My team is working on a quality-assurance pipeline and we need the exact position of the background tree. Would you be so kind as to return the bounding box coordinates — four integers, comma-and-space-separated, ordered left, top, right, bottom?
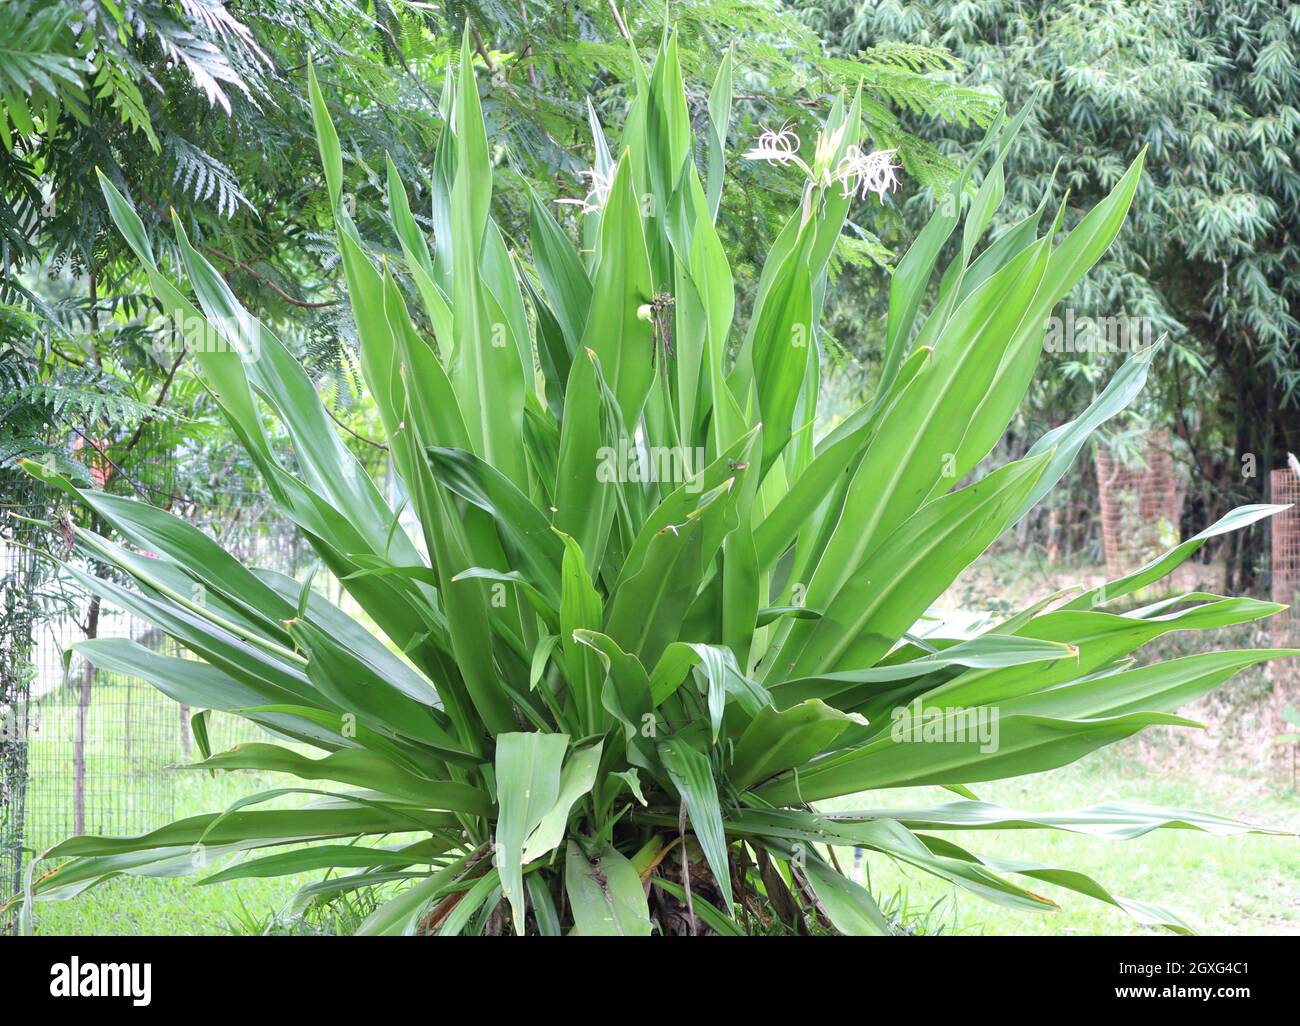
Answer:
798, 0, 1300, 590
1, 0, 994, 487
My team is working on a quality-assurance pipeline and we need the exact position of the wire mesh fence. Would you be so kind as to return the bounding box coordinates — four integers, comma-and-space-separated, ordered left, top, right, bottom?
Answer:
1270, 470, 1300, 630
21, 611, 182, 854
0, 403, 396, 930
0, 428, 339, 929
0, 485, 44, 934
1094, 431, 1182, 580
13, 427, 187, 873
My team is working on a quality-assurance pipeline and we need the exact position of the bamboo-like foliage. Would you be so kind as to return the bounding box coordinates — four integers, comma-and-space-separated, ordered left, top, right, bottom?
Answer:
10, 28, 1293, 935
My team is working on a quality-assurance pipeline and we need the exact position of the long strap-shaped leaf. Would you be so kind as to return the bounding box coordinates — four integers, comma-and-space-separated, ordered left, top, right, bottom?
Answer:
770, 451, 1051, 679
830, 800, 1289, 840
756, 709, 1196, 803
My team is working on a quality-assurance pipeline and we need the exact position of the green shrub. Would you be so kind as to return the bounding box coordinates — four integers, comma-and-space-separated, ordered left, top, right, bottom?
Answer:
12, 28, 1292, 935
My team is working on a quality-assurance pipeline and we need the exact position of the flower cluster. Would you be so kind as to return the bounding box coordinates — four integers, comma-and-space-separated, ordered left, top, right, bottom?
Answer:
833, 145, 901, 201
744, 123, 901, 202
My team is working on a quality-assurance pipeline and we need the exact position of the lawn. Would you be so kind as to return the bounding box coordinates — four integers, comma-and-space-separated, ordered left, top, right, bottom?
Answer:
835, 741, 1300, 936
21, 737, 1297, 936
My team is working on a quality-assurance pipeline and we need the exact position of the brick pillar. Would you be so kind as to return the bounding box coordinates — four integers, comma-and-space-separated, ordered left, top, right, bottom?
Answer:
1270, 469, 1300, 763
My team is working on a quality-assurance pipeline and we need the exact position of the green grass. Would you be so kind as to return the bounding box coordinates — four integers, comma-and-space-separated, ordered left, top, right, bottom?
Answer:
830, 740, 1300, 936
23, 738, 1297, 935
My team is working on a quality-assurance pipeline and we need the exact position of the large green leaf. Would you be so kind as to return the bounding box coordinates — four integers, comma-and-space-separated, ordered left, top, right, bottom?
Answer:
831, 800, 1289, 840
565, 841, 651, 936
730, 701, 865, 791
46, 806, 455, 859
192, 744, 492, 815
1065, 505, 1288, 610
522, 744, 603, 865
801, 854, 891, 936
772, 452, 1051, 678
582, 154, 655, 430
495, 732, 570, 934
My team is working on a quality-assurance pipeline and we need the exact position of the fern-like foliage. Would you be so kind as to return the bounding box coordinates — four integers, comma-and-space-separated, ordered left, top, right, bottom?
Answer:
0, 301, 179, 485
0, 4, 89, 151
166, 137, 255, 219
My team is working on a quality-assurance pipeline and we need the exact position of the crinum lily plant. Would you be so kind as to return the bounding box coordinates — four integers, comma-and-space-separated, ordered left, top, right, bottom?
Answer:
11, 28, 1292, 935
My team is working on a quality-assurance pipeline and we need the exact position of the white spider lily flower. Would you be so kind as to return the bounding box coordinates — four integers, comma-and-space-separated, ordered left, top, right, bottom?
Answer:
555, 167, 612, 214
742, 123, 811, 175
833, 146, 901, 202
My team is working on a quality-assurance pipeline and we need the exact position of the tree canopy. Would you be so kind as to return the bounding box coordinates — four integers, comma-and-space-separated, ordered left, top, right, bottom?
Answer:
799, 0, 1300, 586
